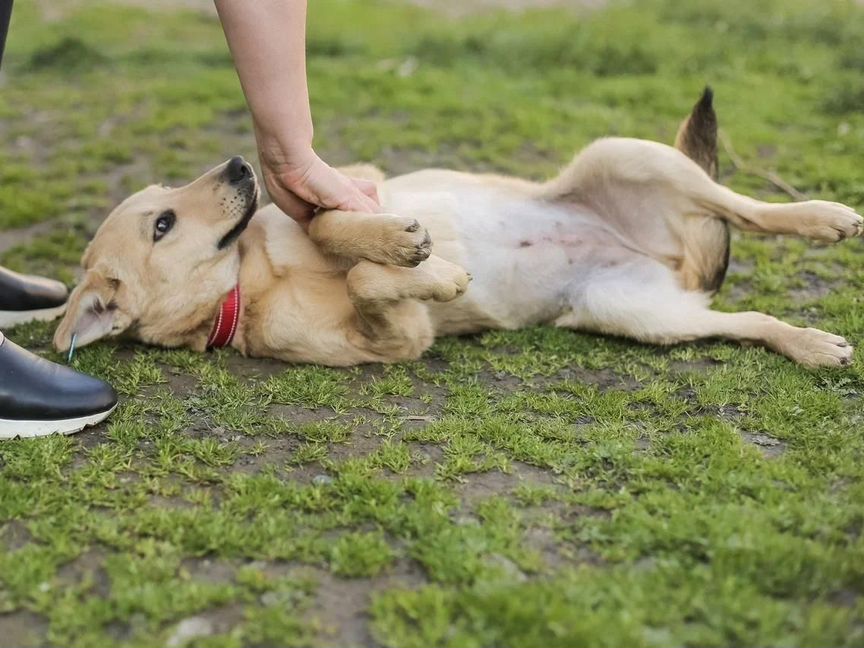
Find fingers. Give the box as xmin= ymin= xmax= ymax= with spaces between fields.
xmin=260 ymin=150 xmax=382 ymax=220
xmin=348 ymin=192 xmax=381 ymax=213
xmin=337 ymin=177 xmax=379 ymax=213
xmin=351 ymin=177 xmax=381 ymax=209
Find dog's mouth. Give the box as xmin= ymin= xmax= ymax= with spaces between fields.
xmin=217 ymin=184 xmax=259 ymax=250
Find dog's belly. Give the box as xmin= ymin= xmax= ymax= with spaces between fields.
xmin=383 ymin=170 xmax=632 ymax=334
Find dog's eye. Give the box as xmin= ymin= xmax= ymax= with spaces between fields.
xmin=153 ymin=210 xmax=176 ymax=242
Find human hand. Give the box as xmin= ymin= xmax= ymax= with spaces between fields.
xmin=258 ymin=144 xmax=380 ymax=226
xmin=216 ymin=1 xmax=379 ymax=226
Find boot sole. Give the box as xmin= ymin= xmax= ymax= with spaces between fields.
xmin=0 ymin=303 xmax=67 ymax=328
xmin=0 ymin=404 xmax=117 ymax=440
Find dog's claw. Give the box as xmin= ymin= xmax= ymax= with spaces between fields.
xmin=381 ymin=217 xmax=434 ymax=267
xmin=414 ymin=247 xmax=432 ymax=263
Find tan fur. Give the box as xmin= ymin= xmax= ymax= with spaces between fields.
xmin=675 ymin=87 xmax=720 ymax=180
xmin=55 ymin=96 xmax=863 ymax=369
xmin=673 ymin=87 xmax=730 ymax=293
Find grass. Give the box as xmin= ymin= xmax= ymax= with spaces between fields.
xmin=1 ymin=0 xmax=864 ymax=646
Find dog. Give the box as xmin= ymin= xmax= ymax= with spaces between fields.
xmin=54 ymin=90 xmax=862 ymax=368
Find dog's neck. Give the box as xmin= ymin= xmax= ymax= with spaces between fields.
xmin=133 ymin=250 xmax=246 ymax=353
xmin=201 ymin=244 xmax=249 ymax=353
xmin=173 ymin=229 xmax=260 ymax=355
xmin=206 ymin=284 xmax=241 ymax=349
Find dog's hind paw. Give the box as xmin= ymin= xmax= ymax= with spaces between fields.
xmin=797 ymin=201 xmax=863 ymax=242
xmin=785 ymin=327 xmax=853 ymax=368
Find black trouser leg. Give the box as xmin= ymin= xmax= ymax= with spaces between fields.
xmin=0 ymin=0 xmax=14 ymax=286
xmin=0 ymin=0 xmax=12 ymax=69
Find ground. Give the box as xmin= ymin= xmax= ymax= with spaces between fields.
xmin=1 ymin=0 xmax=864 ymax=646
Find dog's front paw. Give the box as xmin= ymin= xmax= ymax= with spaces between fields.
xmin=798 ymin=201 xmax=863 ymax=242
xmin=423 ymin=255 xmax=471 ymax=302
xmin=785 ymin=327 xmax=853 ymax=368
xmin=378 ymin=215 xmax=433 ymax=267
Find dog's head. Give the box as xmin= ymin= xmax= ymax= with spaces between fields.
xmin=54 ymin=157 xmax=259 ymax=352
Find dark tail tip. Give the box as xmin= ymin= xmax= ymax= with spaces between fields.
xmin=675 ymin=86 xmax=719 ymax=180
xmin=698 ymin=85 xmax=714 ymax=111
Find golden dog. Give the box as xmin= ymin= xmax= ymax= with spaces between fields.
xmin=55 ymin=91 xmax=862 ymax=368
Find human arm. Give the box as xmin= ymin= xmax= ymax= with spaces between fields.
xmin=214 ymin=0 xmax=379 ymax=224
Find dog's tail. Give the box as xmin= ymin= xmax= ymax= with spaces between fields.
xmin=675 ymin=87 xmax=719 ymax=180
xmin=674 ymin=86 xmax=730 ymax=294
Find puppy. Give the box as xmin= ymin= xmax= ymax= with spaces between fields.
xmin=55 ymin=90 xmax=862 ymax=368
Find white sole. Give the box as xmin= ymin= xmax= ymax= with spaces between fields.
xmin=0 ymin=303 xmax=67 ymax=327
xmin=0 ymin=404 xmax=117 ymax=440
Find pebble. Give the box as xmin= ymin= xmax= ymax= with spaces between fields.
xmin=260 ymin=591 xmax=281 ymax=606
xmin=166 ymin=617 xmax=214 ymax=648
xmin=484 ymin=553 xmax=527 ymax=582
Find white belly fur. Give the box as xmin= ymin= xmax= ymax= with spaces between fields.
xmin=381 ymin=169 xmax=633 ymax=334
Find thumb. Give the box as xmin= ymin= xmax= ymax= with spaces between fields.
xmin=271 ymin=186 xmax=316 ymax=226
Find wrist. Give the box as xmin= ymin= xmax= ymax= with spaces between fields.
xmin=255 ymin=127 xmax=317 ymax=170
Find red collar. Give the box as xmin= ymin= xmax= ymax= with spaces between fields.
xmin=207 ymin=284 xmax=241 ymax=349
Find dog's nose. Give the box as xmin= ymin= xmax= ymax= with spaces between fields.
xmin=225 ymin=156 xmax=251 ymax=184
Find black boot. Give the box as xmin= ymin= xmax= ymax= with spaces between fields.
xmin=0 ymin=332 xmax=117 ymax=439
xmin=0 ymin=266 xmax=68 ymax=327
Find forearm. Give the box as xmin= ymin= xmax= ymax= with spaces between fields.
xmin=214 ymin=0 xmax=313 ymax=153
xmin=215 ymin=0 xmax=379 ymax=221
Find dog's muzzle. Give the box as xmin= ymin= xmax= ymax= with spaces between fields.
xmin=217 ymin=156 xmax=259 ymax=249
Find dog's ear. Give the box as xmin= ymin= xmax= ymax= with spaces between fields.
xmin=53 ymin=269 xmax=133 ymax=352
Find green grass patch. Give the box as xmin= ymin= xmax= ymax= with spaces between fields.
xmin=1 ymin=0 xmax=864 ymax=645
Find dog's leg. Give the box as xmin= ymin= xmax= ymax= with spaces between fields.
xmin=652 ymin=141 xmax=864 ymax=241
xmin=687 ymin=178 xmax=863 ymax=242
xmin=344 ymin=256 xmax=470 ymax=358
xmin=557 ymin=261 xmax=852 ymax=368
xmin=348 ymin=256 xmax=470 ymax=311
xmin=548 ymin=138 xmax=863 ymax=242
xmin=308 ymin=210 xmax=433 ymax=267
